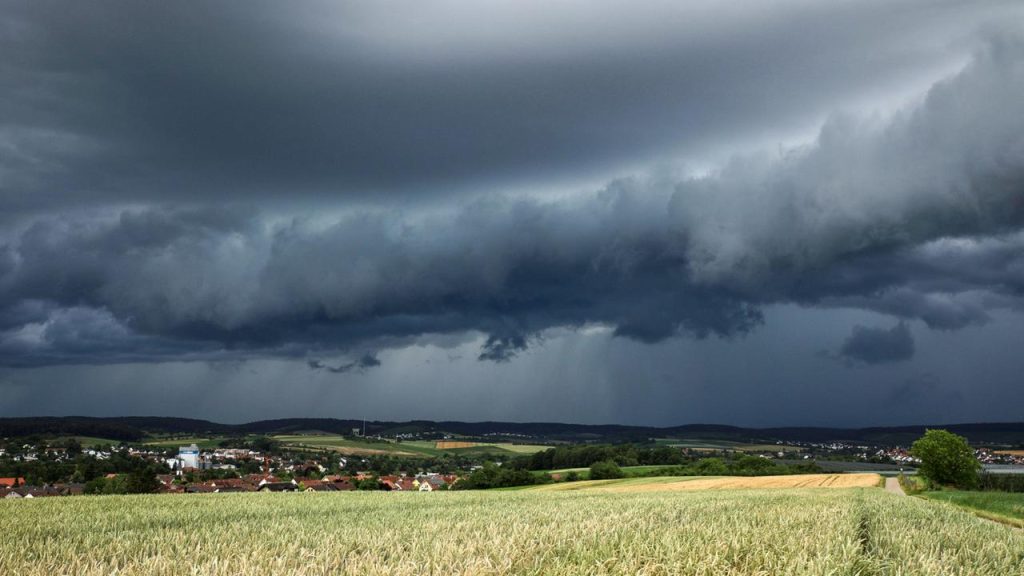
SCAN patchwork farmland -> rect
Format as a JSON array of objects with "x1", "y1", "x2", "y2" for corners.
[{"x1": 270, "y1": 434, "x2": 548, "y2": 457}]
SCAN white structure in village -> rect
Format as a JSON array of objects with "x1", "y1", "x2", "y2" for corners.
[{"x1": 177, "y1": 444, "x2": 201, "y2": 470}]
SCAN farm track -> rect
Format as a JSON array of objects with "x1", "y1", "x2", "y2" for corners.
[{"x1": 885, "y1": 477, "x2": 907, "y2": 496}]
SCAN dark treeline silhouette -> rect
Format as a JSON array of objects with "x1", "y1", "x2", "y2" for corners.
[
  {"x1": 5, "y1": 416, "x2": 1024, "y2": 446},
  {"x1": 0, "y1": 417, "x2": 145, "y2": 441}
]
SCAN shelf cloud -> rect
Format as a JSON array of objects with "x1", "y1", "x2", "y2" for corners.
[
  {"x1": 3, "y1": 32, "x2": 1023, "y2": 366},
  {"x1": 1, "y1": 1, "x2": 1023, "y2": 425}
]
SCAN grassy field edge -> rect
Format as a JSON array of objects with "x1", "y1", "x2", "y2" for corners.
[{"x1": 920, "y1": 491, "x2": 1024, "y2": 529}]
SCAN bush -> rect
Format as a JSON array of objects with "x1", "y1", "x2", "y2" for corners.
[
  {"x1": 897, "y1": 473, "x2": 925, "y2": 494},
  {"x1": 589, "y1": 460, "x2": 624, "y2": 480},
  {"x1": 693, "y1": 458, "x2": 729, "y2": 475}
]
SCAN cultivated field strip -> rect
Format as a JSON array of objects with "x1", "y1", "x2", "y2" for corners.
[
  {"x1": 600, "y1": 473, "x2": 882, "y2": 492},
  {"x1": 1, "y1": 488, "x2": 1022, "y2": 575}
]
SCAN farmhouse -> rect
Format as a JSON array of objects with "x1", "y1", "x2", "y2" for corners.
[
  {"x1": 59, "y1": 483, "x2": 85, "y2": 496},
  {"x1": 258, "y1": 482, "x2": 298, "y2": 492},
  {"x1": 244, "y1": 474, "x2": 287, "y2": 486},
  {"x1": 209, "y1": 478, "x2": 257, "y2": 492},
  {"x1": 2, "y1": 486, "x2": 60, "y2": 498},
  {"x1": 185, "y1": 484, "x2": 216, "y2": 494},
  {"x1": 300, "y1": 480, "x2": 337, "y2": 492}
]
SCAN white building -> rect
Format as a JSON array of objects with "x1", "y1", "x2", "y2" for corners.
[{"x1": 178, "y1": 444, "x2": 200, "y2": 469}]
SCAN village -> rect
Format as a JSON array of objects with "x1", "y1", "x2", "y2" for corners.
[
  {"x1": 0, "y1": 471, "x2": 461, "y2": 498},
  {"x1": 0, "y1": 441, "x2": 463, "y2": 499},
  {"x1": 3, "y1": 434, "x2": 1023, "y2": 499}
]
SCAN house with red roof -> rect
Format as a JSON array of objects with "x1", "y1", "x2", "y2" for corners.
[
  {"x1": 210, "y1": 478, "x2": 257, "y2": 492},
  {"x1": 299, "y1": 479, "x2": 337, "y2": 492}
]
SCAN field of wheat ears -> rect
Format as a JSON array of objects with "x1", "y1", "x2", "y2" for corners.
[{"x1": 2, "y1": 487, "x2": 1023, "y2": 575}]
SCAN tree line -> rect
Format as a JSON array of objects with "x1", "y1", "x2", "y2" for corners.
[
  {"x1": 514, "y1": 444, "x2": 688, "y2": 471},
  {"x1": 454, "y1": 446, "x2": 824, "y2": 489}
]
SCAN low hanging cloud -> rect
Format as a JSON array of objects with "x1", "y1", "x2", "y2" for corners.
[
  {"x1": 307, "y1": 354, "x2": 381, "y2": 374},
  {"x1": 477, "y1": 334, "x2": 530, "y2": 363},
  {"x1": 839, "y1": 322, "x2": 916, "y2": 365},
  {"x1": 1, "y1": 31, "x2": 1024, "y2": 367}
]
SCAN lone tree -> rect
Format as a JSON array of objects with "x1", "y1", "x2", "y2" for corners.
[
  {"x1": 589, "y1": 460, "x2": 624, "y2": 480},
  {"x1": 910, "y1": 429, "x2": 980, "y2": 489}
]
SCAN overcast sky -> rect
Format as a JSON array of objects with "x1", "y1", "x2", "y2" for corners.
[{"x1": 2, "y1": 1, "x2": 1024, "y2": 426}]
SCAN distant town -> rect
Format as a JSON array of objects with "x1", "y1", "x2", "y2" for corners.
[
  {"x1": 3, "y1": 418, "x2": 1023, "y2": 498},
  {"x1": 0, "y1": 435, "x2": 464, "y2": 498}
]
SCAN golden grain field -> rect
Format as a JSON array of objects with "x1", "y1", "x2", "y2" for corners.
[
  {"x1": 532, "y1": 473, "x2": 880, "y2": 492},
  {"x1": 603, "y1": 473, "x2": 881, "y2": 492},
  {"x1": 2, "y1": 486, "x2": 1022, "y2": 575},
  {"x1": 435, "y1": 440, "x2": 479, "y2": 449}
]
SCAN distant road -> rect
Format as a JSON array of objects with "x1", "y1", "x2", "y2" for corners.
[{"x1": 885, "y1": 477, "x2": 907, "y2": 496}]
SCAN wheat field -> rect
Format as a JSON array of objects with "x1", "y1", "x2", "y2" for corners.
[
  {"x1": 2, "y1": 487, "x2": 1022, "y2": 575},
  {"x1": 604, "y1": 473, "x2": 881, "y2": 492},
  {"x1": 535, "y1": 473, "x2": 882, "y2": 493}
]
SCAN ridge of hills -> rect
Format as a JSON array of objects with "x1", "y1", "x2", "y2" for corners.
[{"x1": 2, "y1": 416, "x2": 1024, "y2": 446}]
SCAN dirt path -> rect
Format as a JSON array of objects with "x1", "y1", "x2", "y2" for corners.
[{"x1": 885, "y1": 477, "x2": 906, "y2": 496}]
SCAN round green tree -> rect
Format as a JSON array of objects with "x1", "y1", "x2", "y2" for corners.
[
  {"x1": 910, "y1": 429, "x2": 980, "y2": 489},
  {"x1": 589, "y1": 460, "x2": 624, "y2": 480}
]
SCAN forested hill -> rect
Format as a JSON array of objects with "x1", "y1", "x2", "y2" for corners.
[{"x1": 2, "y1": 416, "x2": 1024, "y2": 446}]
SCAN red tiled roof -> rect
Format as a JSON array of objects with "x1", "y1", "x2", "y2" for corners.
[
  {"x1": 332, "y1": 479, "x2": 356, "y2": 491},
  {"x1": 212, "y1": 478, "x2": 252, "y2": 487}
]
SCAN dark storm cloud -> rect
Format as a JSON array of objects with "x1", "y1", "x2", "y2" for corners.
[
  {"x1": 477, "y1": 334, "x2": 529, "y2": 363},
  {"x1": 839, "y1": 322, "x2": 915, "y2": 365},
  {"x1": 1, "y1": 7, "x2": 1024, "y2": 369},
  {"x1": 0, "y1": 1, "x2": 1013, "y2": 215},
  {"x1": 307, "y1": 353, "x2": 380, "y2": 374},
  {"x1": 0, "y1": 188, "x2": 766, "y2": 366},
  {"x1": 670, "y1": 32, "x2": 1024, "y2": 289}
]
